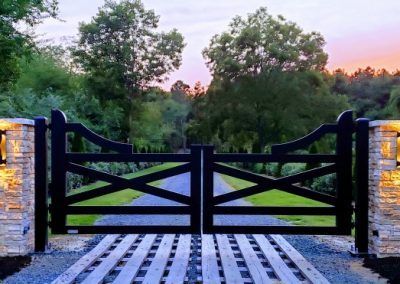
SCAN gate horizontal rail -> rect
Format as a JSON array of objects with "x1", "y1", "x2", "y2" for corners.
[
  {"x1": 202, "y1": 110, "x2": 355, "y2": 236},
  {"x1": 36, "y1": 108, "x2": 369, "y2": 254},
  {"x1": 64, "y1": 206, "x2": 192, "y2": 214},
  {"x1": 66, "y1": 153, "x2": 192, "y2": 162},
  {"x1": 50, "y1": 109, "x2": 202, "y2": 235},
  {"x1": 213, "y1": 206, "x2": 336, "y2": 215},
  {"x1": 212, "y1": 153, "x2": 337, "y2": 163}
]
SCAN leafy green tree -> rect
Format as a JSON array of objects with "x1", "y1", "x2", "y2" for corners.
[
  {"x1": 193, "y1": 71, "x2": 349, "y2": 152},
  {"x1": 203, "y1": 7, "x2": 327, "y2": 81},
  {"x1": 330, "y1": 67, "x2": 400, "y2": 119},
  {"x1": 73, "y1": 0, "x2": 185, "y2": 103},
  {"x1": 131, "y1": 89, "x2": 190, "y2": 152},
  {"x1": 193, "y1": 7, "x2": 343, "y2": 152},
  {"x1": 170, "y1": 80, "x2": 191, "y2": 104},
  {"x1": 163, "y1": 93, "x2": 190, "y2": 151},
  {"x1": 0, "y1": 48, "x2": 125, "y2": 143},
  {"x1": 0, "y1": 0, "x2": 58, "y2": 88},
  {"x1": 186, "y1": 82, "x2": 209, "y2": 144},
  {"x1": 386, "y1": 86, "x2": 400, "y2": 118},
  {"x1": 14, "y1": 50, "x2": 77, "y2": 96},
  {"x1": 0, "y1": 88, "x2": 63, "y2": 118}
]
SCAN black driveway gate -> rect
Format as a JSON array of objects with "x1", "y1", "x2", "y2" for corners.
[
  {"x1": 34, "y1": 109, "x2": 369, "y2": 254},
  {"x1": 49, "y1": 110, "x2": 202, "y2": 235},
  {"x1": 203, "y1": 110, "x2": 358, "y2": 235}
]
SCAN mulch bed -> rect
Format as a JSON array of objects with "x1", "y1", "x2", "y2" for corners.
[
  {"x1": 0, "y1": 256, "x2": 31, "y2": 280},
  {"x1": 364, "y1": 256, "x2": 400, "y2": 283}
]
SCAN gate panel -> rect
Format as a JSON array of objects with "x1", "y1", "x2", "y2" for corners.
[
  {"x1": 50, "y1": 109, "x2": 201, "y2": 234},
  {"x1": 46, "y1": 108, "x2": 368, "y2": 243},
  {"x1": 203, "y1": 110, "x2": 355, "y2": 235}
]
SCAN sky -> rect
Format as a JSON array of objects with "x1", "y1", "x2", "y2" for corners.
[{"x1": 36, "y1": 0, "x2": 400, "y2": 89}]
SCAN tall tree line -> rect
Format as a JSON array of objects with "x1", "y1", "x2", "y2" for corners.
[{"x1": 1, "y1": 1, "x2": 400, "y2": 154}]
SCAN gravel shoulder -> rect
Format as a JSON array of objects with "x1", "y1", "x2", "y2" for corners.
[{"x1": 3, "y1": 235, "x2": 103, "y2": 284}]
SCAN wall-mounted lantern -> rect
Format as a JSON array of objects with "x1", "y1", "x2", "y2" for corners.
[
  {"x1": 0, "y1": 130, "x2": 6, "y2": 165},
  {"x1": 397, "y1": 133, "x2": 400, "y2": 167}
]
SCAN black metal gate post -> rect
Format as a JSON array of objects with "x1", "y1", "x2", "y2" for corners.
[
  {"x1": 190, "y1": 145, "x2": 202, "y2": 233},
  {"x1": 203, "y1": 145, "x2": 214, "y2": 234},
  {"x1": 336, "y1": 110, "x2": 354, "y2": 235},
  {"x1": 355, "y1": 118, "x2": 370, "y2": 253},
  {"x1": 50, "y1": 110, "x2": 68, "y2": 234},
  {"x1": 34, "y1": 116, "x2": 49, "y2": 251}
]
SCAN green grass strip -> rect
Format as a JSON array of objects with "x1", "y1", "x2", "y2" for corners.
[
  {"x1": 220, "y1": 174, "x2": 335, "y2": 227},
  {"x1": 66, "y1": 163, "x2": 180, "y2": 226}
]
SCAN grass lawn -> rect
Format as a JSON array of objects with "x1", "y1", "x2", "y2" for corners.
[
  {"x1": 65, "y1": 163, "x2": 180, "y2": 226},
  {"x1": 221, "y1": 174, "x2": 335, "y2": 227}
]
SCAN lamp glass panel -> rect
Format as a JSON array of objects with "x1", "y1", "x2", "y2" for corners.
[
  {"x1": 0, "y1": 132, "x2": 5, "y2": 164},
  {"x1": 397, "y1": 135, "x2": 400, "y2": 166}
]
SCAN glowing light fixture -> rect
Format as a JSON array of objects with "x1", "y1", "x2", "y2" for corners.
[
  {"x1": 397, "y1": 133, "x2": 400, "y2": 167},
  {"x1": 0, "y1": 130, "x2": 6, "y2": 165}
]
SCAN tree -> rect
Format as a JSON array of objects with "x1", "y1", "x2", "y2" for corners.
[
  {"x1": 0, "y1": 0, "x2": 58, "y2": 88},
  {"x1": 330, "y1": 67, "x2": 400, "y2": 119},
  {"x1": 191, "y1": 71, "x2": 348, "y2": 152},
  {"x1": 170, "y1": 80, "x2": 190, "y2": 104},
  {"x1": 73, "y1": 0, "x2": 185, "y2": 103},
  {"x1": 203, "y1": 7, "x2": 327, "y2": 81},
  {"x1": 386, "y1": 86, "x2": 400, "y2": 118},
  {"x1": 14, "y1": 49, "x2": 76, "y2": 96},
  {"x1": 130, "y1": 88, "x2": 190, "y2": 152},
  {"x1": 0, "y1": 48, "x2": 125, "y2": 142},
  {"x1": 193, "y1": 7, "x2": 342, "y2": 152}
]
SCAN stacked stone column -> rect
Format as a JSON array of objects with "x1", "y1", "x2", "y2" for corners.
[
  {"x1": 369, "y1": 121, "x2": 400, "y2": 257},
  {"x1": 0, "y1": 119, "x2": 35, "y2": 256}
]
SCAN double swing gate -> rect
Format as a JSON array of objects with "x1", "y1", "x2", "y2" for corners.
[{"x1": 34, "y1": 109, "x2": 369, "y2": 253}]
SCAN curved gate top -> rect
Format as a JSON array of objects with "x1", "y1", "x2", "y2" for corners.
[{"x1": 33, "y1": 109, "x2": 369, "y2": 252}]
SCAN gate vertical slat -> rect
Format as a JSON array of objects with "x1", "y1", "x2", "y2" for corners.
[
  {"x1": 203, "y1": 145, "x2": 214, "y2": 234},
  {"x1": 51, "y1": 110, "x2": 68, "y2": 233},
  {"x1": 355, "y1": 118, "x2": 369, "y2": 253},
  {"x1": 190, "y1": 145, "x2": 202, "y2": 233},
  {"x1": 335, "y1": 110, "x2": 354, "y2": 235},
  {"x1": 34, "y1": 116, "x2": 48, "y2": 251}
]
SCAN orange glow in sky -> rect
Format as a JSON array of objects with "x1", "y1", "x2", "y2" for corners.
[
  {"x1": 326, "y1": 27, "x2": 400, "y2": 73},
  {"x1": 37, "y1": 0, "x2": 400, "y2": 88}
]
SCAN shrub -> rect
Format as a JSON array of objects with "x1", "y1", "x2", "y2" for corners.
[
  {"x1": 280, "y1": 163, "x2": 305, "y2": 177},
  {"x1": 265, "y1": 163, "x2": 280, "y2": 176},
  {"x1": 66, "y1": 162, "x2": 142, "y2": 192},
  {"x1": 311, "y1": 174, "x2": 336, "y2": 195}
]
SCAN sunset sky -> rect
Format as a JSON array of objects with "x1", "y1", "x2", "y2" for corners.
[{"x1": 36, "y1": 0, "x2": 400, "y2": 89}]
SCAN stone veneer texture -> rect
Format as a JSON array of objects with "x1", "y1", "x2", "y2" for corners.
[
  {"x1": 0, "y1": 119, "x2": 35, "y2": 256},
  {"x1": 369, "y1": 120, "x2": 400, "y2": 257}
]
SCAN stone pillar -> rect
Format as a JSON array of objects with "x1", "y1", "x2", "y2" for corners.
[
  {"x1": 0, "y1": 119, "x2": 35, "y2": 256},
  {"x1": 369, "y1": 120, "x2": 400, "y2": 257}
]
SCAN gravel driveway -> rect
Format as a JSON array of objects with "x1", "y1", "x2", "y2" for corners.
[
  {"x1": 95, "y1": 173, "x2": 284, "y2": 227},
  {"x1": 4, "y1": 171, "x2": 386, "y2": 283}
]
